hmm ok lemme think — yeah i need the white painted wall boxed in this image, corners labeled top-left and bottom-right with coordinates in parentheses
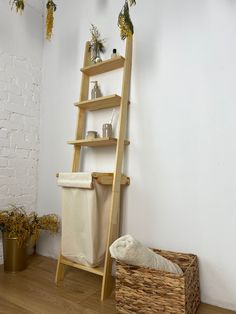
top-left (0, 0), bottom-right (43, 262)
top-left (37, 0), bottom-right (236, 310)
top-left (0, 0), bottom-right (43, 65)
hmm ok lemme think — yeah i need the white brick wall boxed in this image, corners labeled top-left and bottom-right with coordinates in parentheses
top-left (0, 50), bottom-right (41, 264)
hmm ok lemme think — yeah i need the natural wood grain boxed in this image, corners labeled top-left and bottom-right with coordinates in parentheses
top-left (0, 255), bottom-right (115, 314)
top-left (81, 56), bottom-right (125, 76)
top-left (0, 256), bottom-right (235, 314)
top-left (56, 42), bottom-right (90, 283)
top-left (0, 295), bottom-right (33, 314)
top-left (68, 137), bottom-right (130, 147)
top-left (75, 94), bottom-right (122, 111)
top-left (198, 304), bottom-right (236, 314)
top-left (92, 172), bottom-right (130, 186)
top-left (61, 256), bottom-right (104, 277)
top-left (101, 34), bottom-right (133, 300)
top-left (55, 254), bottom-right (65, 284)
top-left (72, 41), bottom-right (90, 172)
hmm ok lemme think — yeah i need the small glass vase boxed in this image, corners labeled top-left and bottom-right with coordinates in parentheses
top-left (91, 44), bottom-right (102, 64)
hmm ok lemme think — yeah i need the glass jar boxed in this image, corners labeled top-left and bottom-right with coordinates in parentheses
top-left (102, 123), bottom-right (112, 138)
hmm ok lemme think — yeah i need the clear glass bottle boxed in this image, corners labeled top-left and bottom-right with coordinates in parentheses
top-left (91, 81), bottom-right (102, 99)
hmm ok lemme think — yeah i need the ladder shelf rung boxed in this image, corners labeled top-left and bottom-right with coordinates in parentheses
top-left (60, 256), bottom-right (104, 277)
top-left (74, 94), bottom-right (121, 111)
top-left (92, 172), bottom-right (130, 186)
top-left (81, 56), bottom-right (125, 76)
top-left (67, 137), bottom-right (130, 147)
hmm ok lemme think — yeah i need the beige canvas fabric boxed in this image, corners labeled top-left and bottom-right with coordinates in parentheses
top-left (57, 172), bottom-right (93, 189)
top-left (58, 173), bottom-right (111, 267)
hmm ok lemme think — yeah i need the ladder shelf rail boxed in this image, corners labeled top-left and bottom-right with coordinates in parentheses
top-left (55, 36), bottom-right (133, 301)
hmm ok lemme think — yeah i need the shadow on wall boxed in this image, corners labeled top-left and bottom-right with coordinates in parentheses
top-left (96, 0), bottom-right (109, 11)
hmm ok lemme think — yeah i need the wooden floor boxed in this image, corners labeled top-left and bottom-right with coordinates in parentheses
top-left (0, 255), bottom-right (235, 314)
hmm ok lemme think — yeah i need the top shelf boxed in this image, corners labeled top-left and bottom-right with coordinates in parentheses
top-left (81, 56), bottom-right (125, 76)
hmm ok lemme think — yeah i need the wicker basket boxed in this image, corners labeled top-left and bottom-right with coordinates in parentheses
top-left (116, 249), bottom-right (200, 314)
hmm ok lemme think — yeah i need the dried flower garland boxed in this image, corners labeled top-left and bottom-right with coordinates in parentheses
top-left (10, 0), bottom-right (24, 13)
top-left (118, 0), bottom-right (136, 40)
top-left (46, 0), bottom-right (57, 41)
top-left (0, 206), bottom-right (60, 247)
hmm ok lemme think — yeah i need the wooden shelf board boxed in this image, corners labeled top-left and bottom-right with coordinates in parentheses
top-left (67, 137), bottom-right (130, 147)
top-left (92, 172), bottom-right (130, 186)
top-left (74, 94), bottom-right (121, 111)
top-left (81, 57), bottom-right (125, 76)
top-left (61, 256), bottom-right (104, 277)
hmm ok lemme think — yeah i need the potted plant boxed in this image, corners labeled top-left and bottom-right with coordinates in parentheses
top-left (0, 206), bottom-right (60, 272)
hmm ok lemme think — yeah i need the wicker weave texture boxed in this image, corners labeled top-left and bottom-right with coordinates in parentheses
top-left (116, 249), bottom-right (200, 314)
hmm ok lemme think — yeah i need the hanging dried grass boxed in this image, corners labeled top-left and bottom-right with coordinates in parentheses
top-left (10, 0), bottom-right (25, 14)
top-left (118, 0), bottom-right (134, 40)
top-left (128, 0), bottom-right (136, 6)
top-left (46, 0), bottom-right (57, 41)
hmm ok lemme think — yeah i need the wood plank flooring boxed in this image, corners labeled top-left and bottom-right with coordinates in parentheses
top-left (0, 255), bottom-right (235, 314)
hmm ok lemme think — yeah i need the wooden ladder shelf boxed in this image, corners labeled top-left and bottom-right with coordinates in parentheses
top-left (55, 35), bottom-right (133, 301)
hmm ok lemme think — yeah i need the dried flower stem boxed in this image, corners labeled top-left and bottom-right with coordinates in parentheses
top-left (10, 0), bottom-right (25, 14)
top-left (46, 0), bottom-right (57, 41)
top-left (89, 24), bottom-right (105, 52)
top-left (118, 0), bottom-right (136, 40)
top-left (0, 206), bottom-right (60, 247)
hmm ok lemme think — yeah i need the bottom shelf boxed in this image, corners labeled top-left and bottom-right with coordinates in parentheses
top-left (61, 256), bottom-right (104, 277)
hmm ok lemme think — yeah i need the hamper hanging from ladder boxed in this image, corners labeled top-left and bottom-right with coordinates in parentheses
top-left (58, 172), bottom-right (112, 267)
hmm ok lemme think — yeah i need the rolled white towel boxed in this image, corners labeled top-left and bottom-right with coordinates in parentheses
top-left (110, 234), bottom-right (183, 275)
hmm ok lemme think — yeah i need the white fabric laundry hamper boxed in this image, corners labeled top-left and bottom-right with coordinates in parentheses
top-left (58, 172), bottom-right (112, 267)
